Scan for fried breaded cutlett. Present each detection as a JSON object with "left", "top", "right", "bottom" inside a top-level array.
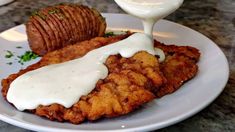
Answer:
[
  {"left": 1, "top": 34, "right": 200, "bottom": 124},
  {"left": 154, "top": 40, "right": 200, "bottom": 97}
]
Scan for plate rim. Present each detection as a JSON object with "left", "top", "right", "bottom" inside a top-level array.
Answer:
[{"left": 0, "top": 13, "right": 229, "bottom": 132}]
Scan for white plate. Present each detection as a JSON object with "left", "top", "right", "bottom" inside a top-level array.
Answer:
[{"left": 0, "top": 13, "right": 229, "bottom": 132}]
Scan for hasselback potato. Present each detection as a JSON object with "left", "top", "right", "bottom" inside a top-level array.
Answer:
[{"left": 26, "top": 4, "right": 106, "bottom": 56}]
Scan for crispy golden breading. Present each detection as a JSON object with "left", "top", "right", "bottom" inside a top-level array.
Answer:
[
  {"left": 154, "top": 40, "right": 200, "bottom": 97},
  {"left": 1, "top": 34, "right": 166, "bottom": 124}
]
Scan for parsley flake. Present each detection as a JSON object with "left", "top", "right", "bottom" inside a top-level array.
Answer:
[
  {"left": 5, "top": 50, "right": 14, "bottom": 58},
  {"left": 104, "top": 32, "right": 115, "bottom": 37},
  {"left": 18, "top": 51, "right": 39, "bottom": 64}
]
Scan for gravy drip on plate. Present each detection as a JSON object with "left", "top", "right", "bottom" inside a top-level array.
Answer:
[
  {"left": 7, "top": 33, "right": 155, "bottom": 111},
  {"left": 114, "top": 0, "right": 184, "bottom": 36}
]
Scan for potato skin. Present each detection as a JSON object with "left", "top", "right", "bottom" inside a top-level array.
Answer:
[
  {"left": 26, "top": 21, "right": 47, "bottom": 56},
  {"left": 26, "top": 4, "right": 106, "bottom": 56}
]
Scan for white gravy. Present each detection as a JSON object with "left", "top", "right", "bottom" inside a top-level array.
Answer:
[
  {"left": 114, "top": 0, "right": 184, "bottom": 36},
  {"left": 7, "top": 33, "right": 155, "bottom": 111},
  {"left": 7, "top": 0, "right": 183, "bottom": 111}
]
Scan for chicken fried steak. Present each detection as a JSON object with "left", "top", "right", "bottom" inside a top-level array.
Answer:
[
  {"left": 1, "top": 34, "right": 165, "bottom": 124},
  {"left": 1, "top": 34, "right": 200, "bottom": 124}
]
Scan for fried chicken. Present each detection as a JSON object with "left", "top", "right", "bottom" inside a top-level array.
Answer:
[{"left": 1, "top": 34, "right": 165, "bottom": 124}]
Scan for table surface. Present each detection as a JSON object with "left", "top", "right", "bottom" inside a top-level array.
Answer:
[{"left": 0, "top": 0, "right": 234, "bottom": 131}]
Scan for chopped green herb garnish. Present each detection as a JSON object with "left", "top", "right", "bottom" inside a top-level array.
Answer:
[
  {"left": 18, "top": 60, "right": 24, "bottom": 65},
  {"left": 18, "top": 51, "right": 39, "bottom": 64},
  {"left": 48, "top": 8, "right": 64, "bottom": 19},
  {"left": 58, "top": 14, "right": 65, "bottom": 19},
  {"left": 6, "top": 62, "right": 13, "bottom": 65},
  {"left": 39, "top": 14, "right": 47, "bottom": 20},
  {"left": 48, "top": 10, "right": 57, "bottom": 14},
  {"left": 104, "top": 32, "right": 115, "bottom": 37},
  {"left": 5, "top": 50, "right": 14, "bottom": 58},
  {"left": 16, "top": 46, "right": 22, "bottom": 49},
  {"left": 31, "top": 10, "right": 39, "bottom": 16},
  {"left": 48, "top": 8, "right": 60, "bottom": 14},
  {"left": 31, "top": 11, "right": 47, "bottom": 20}
]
